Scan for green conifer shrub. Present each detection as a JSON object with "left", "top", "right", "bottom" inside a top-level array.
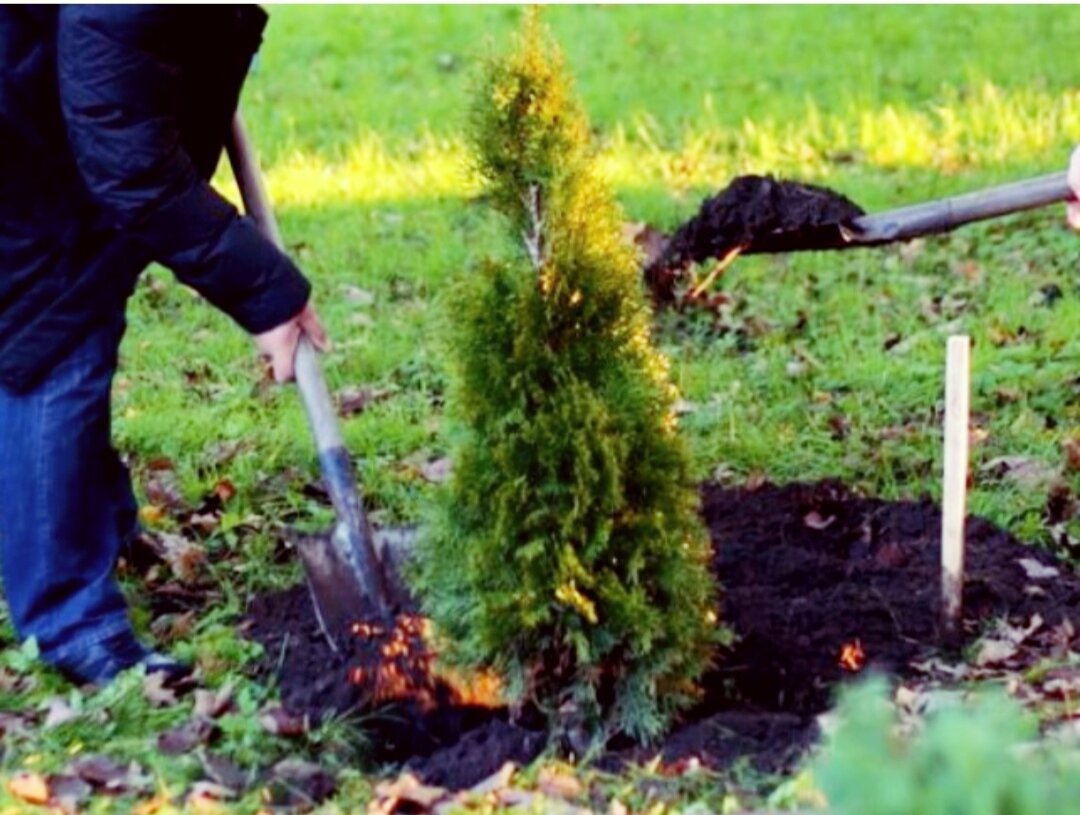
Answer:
[{"left": 415, "top": 11, "right": 721, "bottom": 743}]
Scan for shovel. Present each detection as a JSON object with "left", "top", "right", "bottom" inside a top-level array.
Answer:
[
  {"left": 754, "top": 170, "right": 1074, "bottom": 254},
  {"left": 653, "top": 169, "right": 1076, "bottom": 278},
  {"left": 227, "top": 112, "right": 395, "bottom": 650}
]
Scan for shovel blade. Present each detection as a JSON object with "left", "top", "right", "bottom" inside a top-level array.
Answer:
[{"left": 297, "top": 522, "right": 392, "bottom": 651}]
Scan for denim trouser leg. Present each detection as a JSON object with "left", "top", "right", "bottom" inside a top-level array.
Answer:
[{"left": 0, "top": 316, "right": 137, "bottom": 668}]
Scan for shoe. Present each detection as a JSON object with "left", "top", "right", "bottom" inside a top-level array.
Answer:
[{"left": 51, "top": 630, "right": 192, "bottom": 686}]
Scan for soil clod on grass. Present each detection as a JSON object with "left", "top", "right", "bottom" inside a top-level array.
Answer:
[
  {"left": 245, "top": 480, "right": 1080, "bottom": 787},
  {"left": 646, "top": 176, "right": 866, "bottom": 302}
]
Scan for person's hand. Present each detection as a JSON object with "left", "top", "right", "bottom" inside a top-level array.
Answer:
[
  {"left": 1068, "top": 145, "right": 1080, "bottom": 229},
  {"left": 253, "top": 302, "right": 330, "bottom": 382}
]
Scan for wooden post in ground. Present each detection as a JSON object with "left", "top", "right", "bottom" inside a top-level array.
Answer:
[{"left": 941, "top": 335, "right": 971, "bottom": 643}]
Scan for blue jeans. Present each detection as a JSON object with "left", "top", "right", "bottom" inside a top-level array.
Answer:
[{"left": 0, "top": 314, "right": 142, "bottom": 676}]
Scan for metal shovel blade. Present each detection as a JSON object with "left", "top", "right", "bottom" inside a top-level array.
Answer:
[{"left": 296, "top": 522, "right": 382, "bottom": 652}]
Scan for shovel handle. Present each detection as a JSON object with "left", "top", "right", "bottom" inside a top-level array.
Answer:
[
  {"left": 847, "top": 171, "right": 1074, "bottom": 245},
  {"left": 226, "top": 113, "right": 342, "bottom": 453}
]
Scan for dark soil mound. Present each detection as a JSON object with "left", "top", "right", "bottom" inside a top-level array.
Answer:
[
  {"left": 647, "top": 176, "right": 865, "bottom": 301},
  {"left": 245, "top": 480, "right": 1080, "bottom": 788}
]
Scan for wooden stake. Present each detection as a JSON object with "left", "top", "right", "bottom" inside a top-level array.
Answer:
[{"left": 941, "top": 335, "right": 971, "bottom": 642}]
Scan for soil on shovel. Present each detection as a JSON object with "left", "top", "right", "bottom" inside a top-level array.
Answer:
[
  {"left": 245, "top": 480, "right": 1080, "bottom": 789},
  {"left": 646, "top": 176, "right": 865, "bottom": 302}
]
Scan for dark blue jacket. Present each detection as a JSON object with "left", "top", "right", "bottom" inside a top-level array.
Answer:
[{"left": 0, "top": 5, "right": 310, "bottom": 393}]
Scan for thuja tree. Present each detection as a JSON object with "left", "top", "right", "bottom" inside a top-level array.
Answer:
[{"left": 416, "top": 12, "right": 720, "bottom": 743}]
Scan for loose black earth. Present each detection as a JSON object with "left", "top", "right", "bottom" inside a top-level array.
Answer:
[
  {"left": 646, "top": 176, "right": 866, "bottom": 302},
  {"left": 244, "top": 480, "right": 1080, "bottom": 789}
]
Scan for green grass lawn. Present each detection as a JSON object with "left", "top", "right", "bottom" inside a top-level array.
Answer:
[{"left": 3, "top": 5, "right": 1080, "bottom": 812}]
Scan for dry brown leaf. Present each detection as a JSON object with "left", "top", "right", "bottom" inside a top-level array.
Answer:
[
  {"left": 42, "top": 696, "right": 78, "bottom": 729},
  {"left": 193, "top": 684, "right": 234, "bottom": 719},
  {"left": 1041, "top": 668, "right": 1080, "bottom": 699},
  {"left": 803, "top": 511, "right": 835, "bottom": 531},
  {"left": 8, "top": 771, "right": 49, "bottom": 805},
  {"left": 132, "top": 794, "right": 171, "bottom": 815},
  {"left": 1065, "top": 436, "right": 1080, "bottom": 473},
  {"left": 199, "top": 753, "right": 247, "bottom": 793},
  {"left": 139, "top": 505, "right": 166, "bottom": 526},
  {"left": 142, "top": 671, "right": 179, "bottom": 707},
  {"left": 157, "top": 716, "right": 220, "bottom": 755},
  {"left": 0, "top": 710, "right": 32, "bottom": 737},
  {"left": 188, "top": 780, "right": 238, "bottom": 811},
  {"left": 980, "top": 456, "right": 1061, "bottom": 491},
  {"left": 212, "top": 479, "right": 237, "bottom": 504},
  {"left": 538, "top": 767, "right": 583, "bottom": 799},
  {"left": 672, "top": 399, "right": 698, "bottom": 416},
  {"left": 744, "top": 470, "right": 767, "bottom": 491},
  {"left": 158, "top": 532, "right": 206, "bottom": 583},
  {"left": 144, "top": 465, "right": 184, "bottom": 511},
  {"left": 1017, "top": 558, "right": 1059, "bottom": 580},
  {"left": 268, "top": 759, "right": 337, "bottom": 806},
  {"left": 48, "top": 775, "right": 92, "bottom": 815},
  {"left": 975, "top": 638, "right": 1019, "bottom": 667},
  {"left": 469, "top": 761, "right": 515, "bottom": 795},
  {"left": 258, "top": 706, "right": 308, "bottom": 737},
  {"left": 372, "top": 773, "right": 447, "bottom": 814},
  {"left": 343, "top": 285, "right": 376, "bottom": 306},
  {"left": 420, "top": 457, "right": 452, "bottom": 484},
  {"left": 69, "top": 754, "right": 146, "bottom": 793},
  {"left": 623, "top": 222, "right": 669, "bottom": 269},
  {"left": 338, "top": 386, "right": 395, "bottom": 418}
]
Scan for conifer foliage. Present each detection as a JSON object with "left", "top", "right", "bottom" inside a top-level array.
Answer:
[{"left": 416, "top": 11, "right": 720, "bottom": 742}]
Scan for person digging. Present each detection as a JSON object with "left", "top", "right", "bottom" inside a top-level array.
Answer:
[{"left": 0, "top": 6, "right": 328, "bottom": 685}]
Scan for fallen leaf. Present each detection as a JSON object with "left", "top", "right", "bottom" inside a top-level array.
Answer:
[
  {"left": 803, "top": 511, "right": 835, "bottom": 531},
  {"left": 0, "top": 710, "right": 32, "bottom": 737},
  {"left": 1017, "top": 558, "right": 1059, "bottom": 580},
  {"left": 1065, "top": 436, "right": 1080, "bottom": 473},
  {"left": 193, "top": 684, "right": 234, "bottom": 719},
  {"left": 268, "top": 759, "right": 337, "bottom": 807},
  {"left": 158, "top": 532, "right": 206, "bottom": 583},
  {"left": 372, "top": 773, "right": 446, "bottom": 814},
  {"left": 8, "top": 772, "right": 49, "bottom": 805},
  {"left": 744, "top": 470, "right": 767, "bottom": 491},
  {"left": 623, "top": 222, "right": 669, "bottom": 269},
  {"left": 68, "top": 755, "right": 148, "bottom": 795},
  {"left": 980, "top": 456, "right": 1061, "bottom": 491},
  {"left": 157, "top": 717, "right": 220, "bottom": 755},
  {"left": 139, "top": 505, "right": 166, "bottom": 526},
  {"left": 338, "top": 386, "right": 395, "bottom": 418},
  {"left": 343, "top": 285, "right": 376, "bottom": 306},
  {"left": 189, "top": 781, "right": 238, "bottom": 805},
  {"left": 469, "top": 761, "right": 515, "bottom": 795},
  {"left": 975, "top": 638, "right": 1019, "bottom": 667},
  {"left": 420, "top": 457, "right": 452, "bottom": 484},
  {"left": 212, "top": 479, "right": 236, "bottom": 504},
  {"left": 672, "top": 399, "right": 698, "bottom": 416},
  {"left": 133, "top": 795, "right": 171, "bottom": 815},
  {"left": 42, "top": 696, "right": 79, "bottom": 729},
  {"left": 259, "top": 706, "right": 308, "bottom": 737},
  {"left": 199, "top": 754, "right": 248, "bottom": 793},
  {"left": 48, "top": 775, "right": 93, "bottom": 815},
  {"left": 1041, "top": 667, "right": 1080, "bottom": 699},
  {"left": 537, "top": 767, "right": 583, "bottom": 799},
  {"left": 144, "top": 465, "right": 185, "bottom": 511},
  {"left": 142, "top": 671, "right": 178, "bottom": 707}
]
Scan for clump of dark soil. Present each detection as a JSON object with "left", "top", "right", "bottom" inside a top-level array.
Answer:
[
  {"left": 646, "top": 176, "right": 865, "bottom": 302},
  {"left": 245, "top": 480, "right": 1080, "bottom": 788}
]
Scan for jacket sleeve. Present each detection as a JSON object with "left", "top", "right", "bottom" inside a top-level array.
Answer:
[{"left": 55, "top": 5, "right": 310, "bottom": 335}]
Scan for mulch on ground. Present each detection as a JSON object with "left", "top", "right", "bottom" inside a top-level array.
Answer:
[{"left": 245, "top": 480, "right": 1079, "bottom": 788}]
